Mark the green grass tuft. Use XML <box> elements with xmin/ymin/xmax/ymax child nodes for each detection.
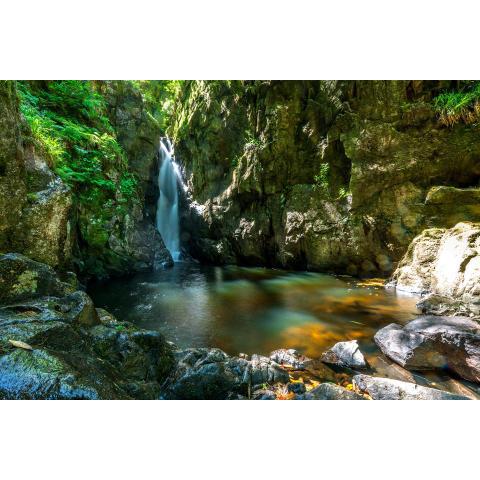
<box><xmin>433</xmin><ymin>81</ymin><xmax>480</xmax><ymax>126</ymax></box>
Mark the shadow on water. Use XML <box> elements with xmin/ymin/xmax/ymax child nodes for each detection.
<box><xmin>88</xmin><ymin>262</ymin><xmax>420</xmax><ymax>358</ymax></box>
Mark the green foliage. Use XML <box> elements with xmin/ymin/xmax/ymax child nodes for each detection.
<box><xmin>18</xmin><ymin>81</ymin><xmax>137</xmax><ymax>205</ymax></box>
<box><xmin>433</xmin><ymin>81</ymin><xmax>480</xmax><ymax>126</ymax></box>
<box><xmin>18</xmin><ymin>81</ymin><xmax>140</xmax><ymax>275</ymax></box>
<box><xmin>337</xmin><ymin>186</ymin><xmax>351</xmax><ymax>200</ymax></box>
<box><xmin>313</xmin><ymin>163</ymin><xmax>330</xmax><ymax>191</ymax></box>
<box><xmin>245</xmin><ymin>130</ymin><xmax>263</xmax><ymax>149</ymax></box>
<box><xmin>129</xmin><ymin>80</ymin><xmax>183</xmax><ymax>131</ymax></box>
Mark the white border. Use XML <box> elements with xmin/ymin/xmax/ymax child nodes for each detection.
<box><xmin>1</xmin><ymin>0</ymin><xmax>479</xmax><ymax>79</ymax></box>
<box><xmin>1</xmin><ymin>0</ymin><xmax>479</xmax><ymax>477</ymax></box>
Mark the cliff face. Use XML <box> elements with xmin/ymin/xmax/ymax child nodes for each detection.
<box><xmin>172</xmin><ymin>80</ymin><xmax>480</xmax><ymax>275</ymax></box>
<box><xmin>0</xmin><ymin>81</ymin><xmax>73</xmax><ymax>269</ymax></box>
<box><xmin>0</xmin><ymin>81</ymin><xmax>171</xmax><ymax>278</ymax></box>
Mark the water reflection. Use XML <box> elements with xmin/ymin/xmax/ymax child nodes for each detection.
<box><xmin>89</xmin><ymin>263</ymin><xmax>420</xmax><ymax>358</ymax></box>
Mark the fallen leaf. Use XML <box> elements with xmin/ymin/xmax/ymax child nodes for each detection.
<box><xmin>9</xmin><ymin>339</ymin><xmax>33</xmax><ymax>351</ymax></box>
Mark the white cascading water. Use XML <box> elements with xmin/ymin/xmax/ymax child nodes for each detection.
<box><xmin>156</xmin><ymin>138</ymin><xmax>182</xmax><ymax>261</ymax></box>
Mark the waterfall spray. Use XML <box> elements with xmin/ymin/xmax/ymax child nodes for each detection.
<box><xmin>156</xmin><ymin>138</ymin><xmax>181</xmax><ymax>261</ymax></box>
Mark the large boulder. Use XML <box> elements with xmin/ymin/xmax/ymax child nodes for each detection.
<box><xmin>390</xmin><ymin>222</ymin><xmax>480</xmax><ymax>314</ymax></box>
<box><xmin>0</xmin><ymin>348</ymin><xmax>125</xmax><ymax>400</ymax></box>
<box><xmin>353</xmin><ymin>374</ymin><xmax>470</xmax><ymax>400</ymax></box>
<box><xmin>17</xmin><ymin>146</ymin><xmax>73</xmax><ymax>269</ymax></box>
<box><xmin>0</xmin><ymin>299</ymin><xmax>174</xmax><ymax>399</ymax></box>
<box><xmin>374</xmin><ymin>316</ymin><xmax>480</xmax><ymax>383</ymax></box>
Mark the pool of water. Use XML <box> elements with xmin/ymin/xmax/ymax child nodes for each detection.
<box><xmin>89</xmin><ymin>262</ymin><xmax>421</xmax><ymax>358</ymax></box>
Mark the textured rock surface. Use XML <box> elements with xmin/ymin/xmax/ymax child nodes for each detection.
<box><xmin>0</xmin><ymin>82</ymin><xmax>73</xmax><ymax>269</ymax></box>
<box><xmin>0</xmin><ymin>254</ymin><xmax>174</xmax><ymax>399</ymax></box>
<box><xmin>161</xmin><ymin>347</ymin><xmax>290</xmax><ymax>399</ymax></box>
<box><xmin>0</xmin><ymin>82</ymin><xmax>28</xmax><ymax>255</ymax></box>
<box><xmin>390</xmin><ymin>222</ymin><xmax>480</xmax><ymax>315</ymax></box>
<box><xmin>297</xmin><ymin>383</ymin><xmax>365</xmax><ymax>400</ymax></box>
<box><xmin>270</xmin><ymin>348</ymin><xmax>313</xmax><ymax>370</ymax></box>
<box><xmin>321</xmin><ymin>340</ymin><xmax>367</xmax><ymax>368</ymax></box>
<box><xmin>374</xmin><ymin>316</ymin><xmax>480</xmax><ymax>383</ymax></box>
<box><xmin>0</xmin><ymin>253</ymin><xmax>74</xmax><ymax>303</ymax></box>
<box><xmin>353</xmin><ymin>374</ymin><xmax>470</xmax><ymax>400</ymax></box>
<box><xmin>172</xmin><ymin>81</ymin><xmax>480</xmax><ymax>274</ymax></box>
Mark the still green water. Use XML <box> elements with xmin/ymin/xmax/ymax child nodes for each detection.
<box><xmin>89</xmin><ymin>262</ymin><xmax>420</xmax><ymax>358</ymax></box>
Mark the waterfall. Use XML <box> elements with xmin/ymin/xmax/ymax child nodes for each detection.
<box><xmin>156</xmin><ymin>138</ymin><xmax>182</xmax><ymax>262</ymax></box>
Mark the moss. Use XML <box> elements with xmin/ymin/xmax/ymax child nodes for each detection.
<box><xmin>26</xmin><ymin>192</ymin><xmax>39</xmax><ymax>203</ymax></box>
<box><xmin>11</xmin><ymin>271</ymin><xmax>38</xmax><ymax>296</ymax></box>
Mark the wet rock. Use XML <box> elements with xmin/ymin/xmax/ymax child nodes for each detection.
<box><xmin>287</xmin><ymin>382</ymin><xmax>306</xmax><ymax>395</ymax></box>
<box><xmin>353</xmin><ymin>374</ymin><xmax>470</xmax><ymax>400</ymax></box>
<box><xmin>374</xmin><ymin>316</ymin><xmax>480</xmax><ymax>383</ymax></box>
<box><xmin>417</xmin><ymin>294</ymin><xmax>479</xmax><ymax>318</ymax></box>
<box><xmin>297</xmin><ymin>383</ymin><xmax>365</xmax><ymax>400</ymax></box>
<box><xmin>88</xmin><ymin>324</ymin><xmax>173</xmax><ymax>383</ymax></box>
<box><xmin>252</xmin><ymin>389</ymin><xmax>276</xmax><ymax>400</ymax></box>
<box><xmin>0</xmin><ymin>294</ymin><xmax>174</xmax><ymax>399</ymax></box>
<box><xmin>0</xmin><ymin>348</ymin><xmax>126</xmax><ymax>400</ymax></box>
<box><xmin>57</xmin><ymin>291</ymin><xmax>100</xmax><ymax>326</ymax></box>
<box><xmin>0</xmin><ymin>255</ymin><xmax>175</xmax><ymax>399</ymax></box>
<box><xmin>321</xmin><ymin>340</ymin><xmax>367</xmax><ymax>369</ymax></box>
<box><xmin>249</xmin><ymin>354</ymin><xmax>290</xmax><ymax>385</ymax></box>
<box><xmin>0</xmin><ymin>253</ymin><xmax>73</xmax><ymax>304</ymax></box>
<box><xmin>161</xmin><ymin>348</ymin><xmax>244</xmax><ymax>400</ymax></box>
<box><xmin>442</xmin><ymin>378</ymin><xmax>480</xmax><ymax>400</ymax></box>
<box><xmin>367</xmin><ymin>354</ymin><xmax>418</xmax><ymax>384</ymax></box>
<box><xmin>162</xmin><ymin>348</ymin><xmax>290</xmax><ymax>399</ymax></box>
<box><xmin>303</xmin><ymin>359</ymin><xmax>341</xmax><ymax>384</ymax></box>
<box><xmin>270</xmin><ymin>348</ymin><xmax>313</xmax><ymax>369</ymax></box>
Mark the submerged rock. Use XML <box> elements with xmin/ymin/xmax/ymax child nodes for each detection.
<box><xmin>321</xmin><ymin>340</ymin><xmax>367</xmax><ymax>369</ymax></box>
<box><xmin>353</xmin><ymin>374</ymin><xmax>470</xmax><ymax>400</ymax></box>
<box><xmin>297</xmin><ymin>383</ymin><xmax>365</xmax><ymax>400</ymax></box>
<box><xmin>374</xmin><ymin>316</ymin><xmax>480</xmax><ymax>383</ymax></box>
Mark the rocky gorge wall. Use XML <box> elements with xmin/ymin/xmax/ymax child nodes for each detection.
<box><xmin>172</xmin><ymin>80</ymin><xmax>480</xmax><ymax>276</ymax></box>
<box><xmin>0</xmin><ymin>81</ymin><xmax>171</xmax><ymax>279</ymax></box>
<box><xmin>0</xmin><ymin>81</ymin><xmax>73</xmax><ymax>270</ymax></box>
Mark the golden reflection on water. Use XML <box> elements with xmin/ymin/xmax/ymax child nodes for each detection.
<box><xmin>90</xmin><ymin>264</ymin><xmax>421</xmax><ymax>358</ymax></box>
<box><xmin>278</xmin><ymin>323</ymin><xmax>370</xmax><ymax>358</ymax></box>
